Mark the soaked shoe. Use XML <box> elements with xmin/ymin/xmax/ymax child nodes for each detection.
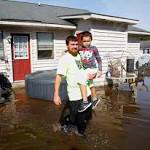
<box><xmin>75</xmin><ymin>131</ymin><xmax>86</xmax><ymax>137</ymax></box>
<box><xmin>92</xmin><ymin>98</ymin><xmax>101</xmax><ymax>109</ymax></box>
<box><xmin>61</xmin><ymin>125</ymin><xmax>69</xmax><ymax>133</ymax></box>
<box><xmin>78</xmin><ymin>102</ymin><xmax>92</xmax><ymax>112</ymax></box>
<box><xmin>0</xmin><ymin>97</ymin><xmax>6</xmax><ymax>104</ymax></box>
<box><xmin>61</xmin><ymin>124</ymin><xmax>78</xmax><ymax>135</ymax></box>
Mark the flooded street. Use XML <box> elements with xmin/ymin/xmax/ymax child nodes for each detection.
<box><xmin>0</xmin><ymin>78</ymin><xmax>150</xmax><ymax>150</ymax></box>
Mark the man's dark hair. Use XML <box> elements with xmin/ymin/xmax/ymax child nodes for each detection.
<box><xmin>66</xmin><ymin>35</ymin><xmax>77</xmax><ymax>45</ymax></box>
<box><xmin>81</xmin><ymin>31</ymin><xmax>92</xmax><ymax>40</ymax></box>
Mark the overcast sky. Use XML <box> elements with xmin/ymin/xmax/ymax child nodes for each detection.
<box><xmin>15</xmin><ymin>0</ymin><xmax>150</xmax><ymax>31</ymax></box>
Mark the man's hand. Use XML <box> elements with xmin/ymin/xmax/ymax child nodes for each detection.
<box><xmin>53</xmin><ymin>94</ymin><xmax>62</xmax><ymax>106</ymax></box>
<box><xmin>97</xmin><ymin>70</ymin><xmax>102</xmax><ymax>78</ymax></box>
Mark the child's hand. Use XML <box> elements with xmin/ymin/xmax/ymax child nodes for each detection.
<box><xmin>87</xmin><ymin>73</ymin><xmax>96</xmax><ymax>80</ymax></box>
<box><xmin>97</xmin><ymin>70</ymin><xmax>102</xmax><ymax>78</ymax></box>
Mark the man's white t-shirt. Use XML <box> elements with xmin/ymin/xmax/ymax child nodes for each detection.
<box><xmin>57</xmin><ymin>52</ymin><xmax>91</xmax><ymax>101</ymax></box>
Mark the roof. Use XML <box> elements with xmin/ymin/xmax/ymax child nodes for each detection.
<box><xmin>59</xmin><ymin>13</ymin><xmax>139</xmax><ymax>25</ymax></box>
<box><xmin>0</xmin><ymin>0</ymin><xmax>89</xmax><ymax>28</ymax></box>
<box><xmin>0</xmin><ymin>0</ymin><xmax>139</xmax><ymax>28</ymax></box>
<box><xmin>128</xmin><ymin>25</ymin><xmax>150</xmax><ymax>35</ymax></box>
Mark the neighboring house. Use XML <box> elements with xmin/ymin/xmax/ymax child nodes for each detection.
<box><xmin>0</xmin><ymin>0</ymin><xmax>150</xmax><ymax>85</ymax></box>
<box><xmin>128</xmin><ymin>26</ymin><xmax>150</xmax><ymax>56</ymax></box>
<box><xmin>140</xmin><ymin>40</ymin><xmax>150</xmax><ymax>54</ymax></box>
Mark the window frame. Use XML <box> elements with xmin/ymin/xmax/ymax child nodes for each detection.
<box><xmin>36</xmin><ymin>32</ymin><xmax>54</xmax><ymax>60</ymax></box>
<box><xmin>143</xmin><ymin>48</ymin><xmax>150</xmax><ymax>54</ymax></box>
<box><xmin>0</xmin><ymin>31</ymin><xmax>4</xmax><ymax>58</ymax></box>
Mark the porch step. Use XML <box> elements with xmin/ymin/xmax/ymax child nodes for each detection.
<box><xmin>12</xmin><ymin>81</ymin><xmax>25</xmax><ymax>88</ymax></box>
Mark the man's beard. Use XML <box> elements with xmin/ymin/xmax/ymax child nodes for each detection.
<box><xmin>68</xmin><ymin>50</ymin><xmax>78</xmax><ymax>56</ymax></box>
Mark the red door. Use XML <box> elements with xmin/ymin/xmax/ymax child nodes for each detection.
<box><xmin>12</xmin><ymin>34</ymin><xmax>31</xmax><ymax>81</ymax></box>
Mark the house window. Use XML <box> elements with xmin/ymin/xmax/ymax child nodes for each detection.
<box><xmin>143</xmin><ymin>48</ymin><xmax>150</xmax><ymax>54</ymax></box>
<box><xmin>37</xmin><ymin>32</ymin><xmax>54</xmax><ymax>59</ymax></box>
<box><xmin>0</xmin><ymin>32</ymin><xmax>4</xmax><ymax>58</ymax></box>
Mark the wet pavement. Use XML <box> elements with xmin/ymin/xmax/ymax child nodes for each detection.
<box><xmin>0</xmin><ymin>78</ymin><xmax>150</xmax><ymax>150</ymax></box>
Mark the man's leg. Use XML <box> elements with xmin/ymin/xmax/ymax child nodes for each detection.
<box><xmin>0</xmin><ymin>88</ymin><xmax>5</xmax><ymax>103</ymax></box>
<box><xmin>77</xmin><ymin>95</ymin><xmax>92</xmax><ymax>135</ymax></box>
<box><xmin>68</xmin><ymin>100</ymin><xmax>85</xmax><ymax>135</ymax></box>
<box><xmin>69</xmin><ymin>100</ymin><xmax>80</xmax><ymax>125</ymax></box>
<box><xmin>59</xmin><ymin>100</ymin><xmax>70</xmax><ymax>126</ymax></box>
<box><xmin>58</xmin><ymin>100</ymin><xmax>76</xmax><ymax>133</ymax></box>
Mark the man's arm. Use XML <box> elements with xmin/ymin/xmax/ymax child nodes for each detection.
<box><xmin>53</xmin><ymin>74</ymin><xmax>63</xmax><ymax>106</ymax></box>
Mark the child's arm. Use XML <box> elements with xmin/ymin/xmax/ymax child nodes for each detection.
<box><xmin>93</xmin><ymin>47</ymin><xmax>102</xmax><ymax>71</ymax></box>
<box><xmin>93</xmin><ymin>46</ymin><xmax>102</xmax><ymax>77</ymax></box>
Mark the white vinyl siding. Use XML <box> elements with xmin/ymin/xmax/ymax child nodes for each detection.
<box><xmin>128</xmin><ymin>35</ymin><xmax>141</xmax><ymax>70</ymax></box>
<box><xmin>91</xmin><ymin>29</ymin><xmax>128</xmax><ymax>86</ymax></box>
<box><xmin>128</xmin><ymin>36</ymin><xmax>140</xmax><ymax>58</ymax></box>
<box><xmin>0</xmin><ymin>32</ymin><xmax>13</xmax><ymax>82</ymax></box>
<box><xmin>127</xmin><ymin>42</ymin><xmax>140</xmax><ymax>61</ymax></box>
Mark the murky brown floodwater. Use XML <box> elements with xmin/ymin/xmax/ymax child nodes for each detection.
<box><xmin>0</xmin><ymin>78</ymin><xmax>150</xmax><ymax>150</ymax></box>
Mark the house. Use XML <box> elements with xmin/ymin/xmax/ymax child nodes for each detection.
<box><xmin>128</xmin><ymin>25</ymin><xmax>150</xmax><ymax>56</ymax></box>
<box><xmin>140</xmin><ymin>40</ymin><xmax>150</xmax><ymax>54</ymax></box>
<box><xmin>0</xmin><ymin>0</ymin><xmax>150</xmax><ymax>85</ymax></box>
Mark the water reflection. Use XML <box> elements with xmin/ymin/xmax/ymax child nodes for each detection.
<box><xmin>0</xmin><ymin>78</ymin><xmax>150</xmax><ymax>150</ymax></box>
<box><xmin>137</xmin><ymin>77</ymin><xmax>150</xmax><ymax>100</ymax></box>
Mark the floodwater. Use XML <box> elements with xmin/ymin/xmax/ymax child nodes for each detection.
<box><xmin>0</xmin><ymin>78</ymin><xmax>150</xmax><ymax>150</ymax></box>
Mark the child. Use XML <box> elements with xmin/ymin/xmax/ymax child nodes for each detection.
<box><xmin>77</xmin><ymin>31</ymin><xmax>102</xmax><ymax>112</ymax></box>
